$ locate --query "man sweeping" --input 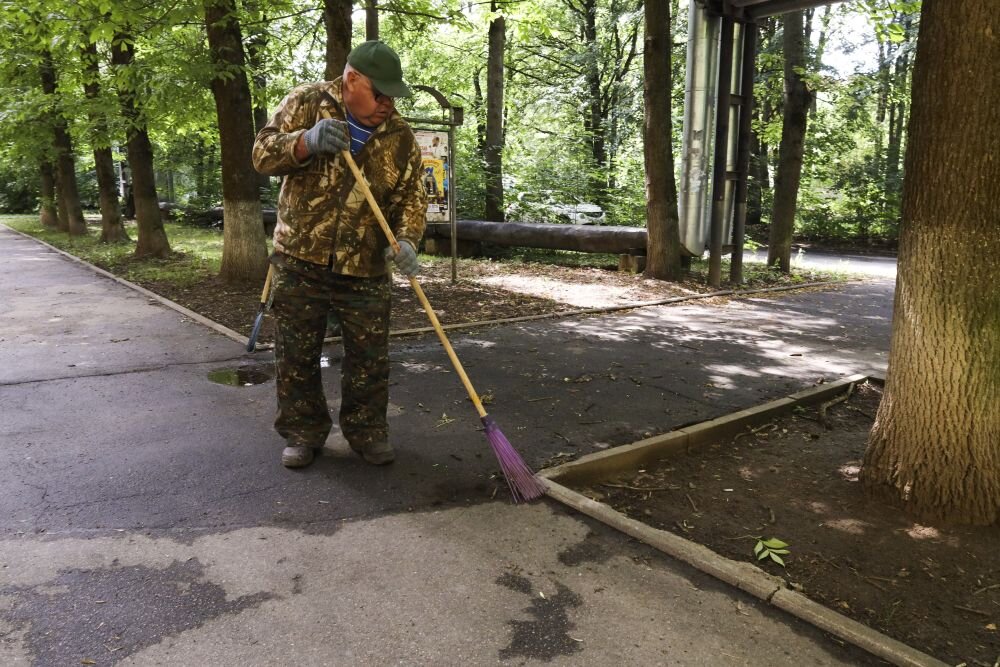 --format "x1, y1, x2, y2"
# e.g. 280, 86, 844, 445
252, 41, 427, 469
